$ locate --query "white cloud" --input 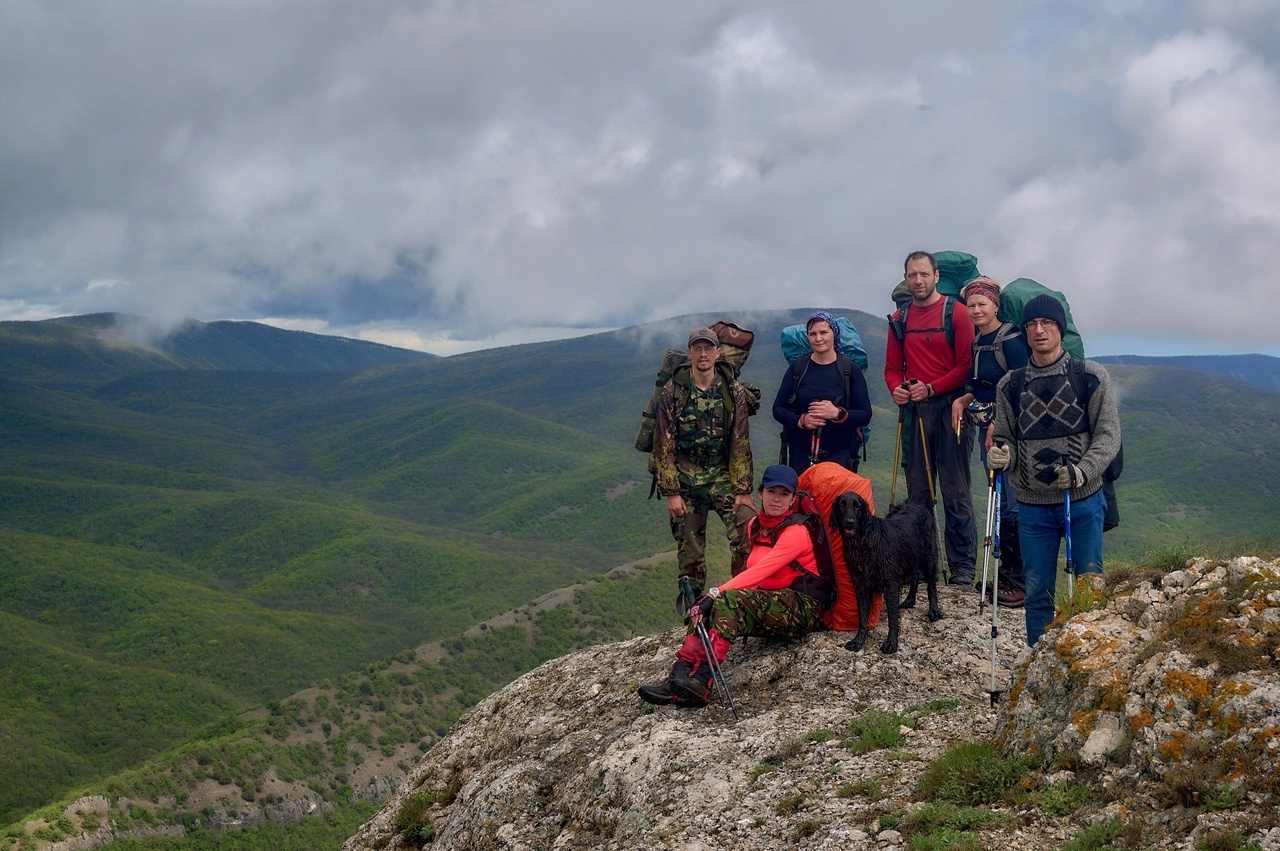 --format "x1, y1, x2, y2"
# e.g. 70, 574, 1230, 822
1, 1, 1278, 355
985, 27, 1280, 351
